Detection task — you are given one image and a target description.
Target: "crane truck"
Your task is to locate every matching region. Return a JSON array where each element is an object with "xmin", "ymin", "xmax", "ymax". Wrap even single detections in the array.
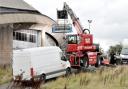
[{"xmin": 53, "ymin": 2, "xmax": 108, "ymax": 69}]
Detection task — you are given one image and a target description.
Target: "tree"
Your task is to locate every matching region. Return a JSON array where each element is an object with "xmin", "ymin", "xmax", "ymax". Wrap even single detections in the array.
[{"xmin": 109, "ymin": 44, "xmax": 122, "ymax": 55}]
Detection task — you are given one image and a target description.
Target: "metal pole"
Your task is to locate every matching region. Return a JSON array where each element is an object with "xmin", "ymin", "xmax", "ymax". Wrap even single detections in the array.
[{"xmin": 88, "ymin": 20, "xmax": 92, "ymax": 30}]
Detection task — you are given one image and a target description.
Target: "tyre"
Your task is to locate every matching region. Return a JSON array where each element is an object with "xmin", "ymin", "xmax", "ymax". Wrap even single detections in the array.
[
  {"xmin": 65, "ymin": 68, "xmax": 71, "ymax": 77},
  {"xmin": 40, "ymin": 74, "xmax": 46, "ymax": 83},
  {"xmin": 95, "ymin": 55, "xmax": 101, "ymax": 67}
]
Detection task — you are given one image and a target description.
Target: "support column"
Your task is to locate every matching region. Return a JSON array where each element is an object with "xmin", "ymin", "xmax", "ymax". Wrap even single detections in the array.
[
  {"xmin": 0, "ymin": 24, "xmax": 13, "ymax": 66},
  {"xmin": 41, "ymin": 29, "xmax": 46, "ymax": 46}
]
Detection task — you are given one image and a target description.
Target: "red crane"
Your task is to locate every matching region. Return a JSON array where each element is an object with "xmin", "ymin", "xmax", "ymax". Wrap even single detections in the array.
[{"xmin": 56, "ymin": 2, "xmax": 109, "ymax": 69}]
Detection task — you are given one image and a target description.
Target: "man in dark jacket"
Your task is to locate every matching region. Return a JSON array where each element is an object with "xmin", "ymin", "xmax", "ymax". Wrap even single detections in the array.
[{"xmin": 110, "ymin": 51, "xmax": 116, "ymax": 64}]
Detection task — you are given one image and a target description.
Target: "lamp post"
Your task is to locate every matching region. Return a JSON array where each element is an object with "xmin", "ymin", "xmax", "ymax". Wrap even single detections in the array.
[{"xmin": 88, "ymin": 20, "xmax": 92, "ymax": 30}]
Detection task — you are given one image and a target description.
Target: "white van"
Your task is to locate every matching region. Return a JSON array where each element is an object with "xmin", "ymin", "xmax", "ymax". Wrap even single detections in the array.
[{"xmin": 13, "ymin": 46, "xmax": 71, "ymax": 82}]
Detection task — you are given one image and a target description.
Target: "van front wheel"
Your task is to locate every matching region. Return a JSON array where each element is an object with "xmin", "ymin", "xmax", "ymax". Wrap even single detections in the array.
[
  {"xmin": 40, "ymin": 74, "xmax": 46, "ymax": 83},
  {"xmin": 65, "ymin": 68, "xmax": 71, "ymax": 77}
]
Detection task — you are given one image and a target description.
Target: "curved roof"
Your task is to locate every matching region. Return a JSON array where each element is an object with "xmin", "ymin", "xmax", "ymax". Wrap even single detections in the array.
[
  {"xmin": 0, "ymin": 13, "xmax": 55, "ymax": 25},
  {"xmin": 0, "ymin": 0, "xmax": 56, "ymax": 25},
  {"xmin": 0, "ymin": 0, "xmax": 64, "ymax": 46},
  {"xmin": 0, "ymin": 0, "xmax": 56, "ymax": 26},
  {"xmin": 0, "ymin": 0, "xmax": 36, "ymax": 11}
]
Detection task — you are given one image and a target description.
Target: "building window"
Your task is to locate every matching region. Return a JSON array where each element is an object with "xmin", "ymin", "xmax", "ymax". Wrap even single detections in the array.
[
  {"xmin": 13, "ymin": 32, "xmax": 36, "ymax": 43},
  {"xmin": 29, "ymin": 35, "xmax": 36, "ymax": 43},
  {"xmin": 13, "ymin": 32, "xmax": 16, "ymax": 40},
  {"xmin": 17, "ymin": 32, "xmax": 22, "ymax": 41},
  {"xmin": 68, "ymin": 35, "xmax": 77, "ymax": 44},
  {"xmin": 22, "ymin": 33, "xmax": 27, "ymax": 41}
]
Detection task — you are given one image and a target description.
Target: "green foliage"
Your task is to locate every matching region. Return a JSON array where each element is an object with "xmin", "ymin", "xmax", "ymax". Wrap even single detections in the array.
[
  {"xmin": 109, "ymin": 44, "xmax": 122, "ymax": 55},
  {"xmin": 0, "ymin": 67, "xmax": 12, "ymax": 85}
]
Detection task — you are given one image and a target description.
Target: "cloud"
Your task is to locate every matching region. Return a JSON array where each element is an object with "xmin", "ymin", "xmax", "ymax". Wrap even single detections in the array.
[
  {"xmin": 24, "ymin": 0, "xmax": 128, "ymax": 51},
  {"xmin": 94, "ymin": 38, "xmax": 120, "ymax": 52}
]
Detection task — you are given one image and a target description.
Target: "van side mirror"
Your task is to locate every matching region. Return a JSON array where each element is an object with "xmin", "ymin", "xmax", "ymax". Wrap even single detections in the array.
[{"xmin": 61, "ymin": 56, "xmax": 67, "ymax": 61}]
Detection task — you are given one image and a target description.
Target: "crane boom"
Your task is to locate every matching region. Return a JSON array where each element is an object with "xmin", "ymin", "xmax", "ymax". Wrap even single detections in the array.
[
  {"xmin": 63, "ymin": 2, "xmax": 84, "ymax": 34},
  {"xmin": 54, "ymin": 2, "xmax": 107, "ymax": 69}
]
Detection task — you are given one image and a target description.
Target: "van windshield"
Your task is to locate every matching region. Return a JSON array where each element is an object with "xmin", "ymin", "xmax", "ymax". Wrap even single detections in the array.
[{"xmin": 121, "ymin": 48, "xmax": 128, "ymax": 55}]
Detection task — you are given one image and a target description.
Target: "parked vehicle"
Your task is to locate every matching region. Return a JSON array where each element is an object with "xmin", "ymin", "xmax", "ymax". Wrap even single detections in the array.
[
  {"xmin": 115, "ymin": 39, "xmax": 128, "ymax": 64},
  {"xmin": 115, "ymin": 48, "xmax": 128, "ymax": 64},
  {"xmin": 52, "ymin": 2, "xmax": 108, "ymax": 69},
  {"xmin": 13, "ymin": 46, "xmax": 71, "ymax": 82}
]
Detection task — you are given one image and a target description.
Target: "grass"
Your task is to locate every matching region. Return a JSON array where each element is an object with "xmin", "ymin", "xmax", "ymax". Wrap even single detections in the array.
[
  {"xmin": 0, "ymin": 65, "xmax": 128, "ymax": 89},
  {"xmin": 0, "ymin": 67, "xmax": 12, "ymax": 85},
  {"xmin": 41, "ymin": 66, "xmax": 128, "ymax": 89}
]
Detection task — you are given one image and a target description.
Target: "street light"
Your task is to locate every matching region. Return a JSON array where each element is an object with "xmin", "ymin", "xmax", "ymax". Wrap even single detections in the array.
[{"xmin": 88, "ymin": 20, "xmax": 92, "ymax": 30}]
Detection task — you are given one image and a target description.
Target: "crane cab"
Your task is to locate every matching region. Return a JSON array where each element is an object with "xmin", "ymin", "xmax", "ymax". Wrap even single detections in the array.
[
  {"xmin": 66, "ymin": 34, "xmax": 93, "ymax": 52},
  {"xmin": 66, "ymin": 35, "xmax": 78, "ymax": 52}
]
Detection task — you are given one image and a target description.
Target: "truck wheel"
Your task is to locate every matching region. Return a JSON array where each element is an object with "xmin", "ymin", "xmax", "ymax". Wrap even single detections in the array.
[
  {"xmin": 66, "ymin": 68, "xmax": 71, "ymax": 77},
  {"xmin": 95, "ymin": 55, "xmax": 101, "ymax": 67},
  {"xmin": 40, "ymin": 74, "xmax": 46, "ymax": 83}
]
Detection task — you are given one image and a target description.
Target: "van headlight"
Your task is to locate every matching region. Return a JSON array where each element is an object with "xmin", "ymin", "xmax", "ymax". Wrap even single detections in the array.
[{"xmin": 120, "ymin": 54, "xmax": 125, "ymax": 58}]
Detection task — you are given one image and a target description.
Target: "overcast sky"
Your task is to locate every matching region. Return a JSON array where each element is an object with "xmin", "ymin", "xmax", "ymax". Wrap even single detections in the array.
[{"xmin": 25, "ymin": 0, "xmax": 128, "ymax": 51}]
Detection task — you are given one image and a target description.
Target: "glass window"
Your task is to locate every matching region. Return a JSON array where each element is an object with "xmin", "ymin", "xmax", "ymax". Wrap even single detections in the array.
[
  {"xmin": 14, "ymin": 32, "xmax": 27, "ymax": 41},
  {"xmin": 21, "ymin": 33, "xmax": 27, "ymax": 41},
  {"xmin": 15, "ymin": 32, "xmax": 22, "ymax": 41},
  {"xmin": 29, "ymin": 35, "xmax": 36, "ymax": 43},
  {"xmin": 57, "ymin": 10, "xmax": 68, "ymax": 19},
  {"xmin": 61, "ymin": 56, "xmax": 67, "ymax": 61},
  {"xmin": 13, "ymin": 31, "xmax": 36, "ymax": 43},
  {"xmin": 68, "ymin": 35, "xmax": 77, "ymax": 44},
  {"xmin": 13, "ymin": 32, "xmax": 16, "ymax": 40}
]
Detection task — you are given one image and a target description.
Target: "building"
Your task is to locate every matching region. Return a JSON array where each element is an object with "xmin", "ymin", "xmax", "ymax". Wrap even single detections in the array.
[{"xmin": 0, "ymin": 0, "xmax": 65, "ymax": 66}]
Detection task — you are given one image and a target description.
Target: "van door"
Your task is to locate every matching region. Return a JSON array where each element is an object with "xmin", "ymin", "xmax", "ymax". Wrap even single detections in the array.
[
  {"xmin": 60, "ymin": 56, "xmax": 68, "ymax": 72},
  {"xmin": 47, "ymin": 52, "xmax": 66, "ymax": 78}
]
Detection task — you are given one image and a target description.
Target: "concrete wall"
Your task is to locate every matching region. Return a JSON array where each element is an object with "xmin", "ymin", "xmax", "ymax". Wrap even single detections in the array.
[{"xmin": 0, "ymin": 24, "xmax": 13, "ymax": 66}]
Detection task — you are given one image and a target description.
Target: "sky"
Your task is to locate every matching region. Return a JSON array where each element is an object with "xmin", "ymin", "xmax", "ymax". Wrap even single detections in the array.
[{"xmin": 24, "ymin": 0, "xmax": 128, "ymax": 51}]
